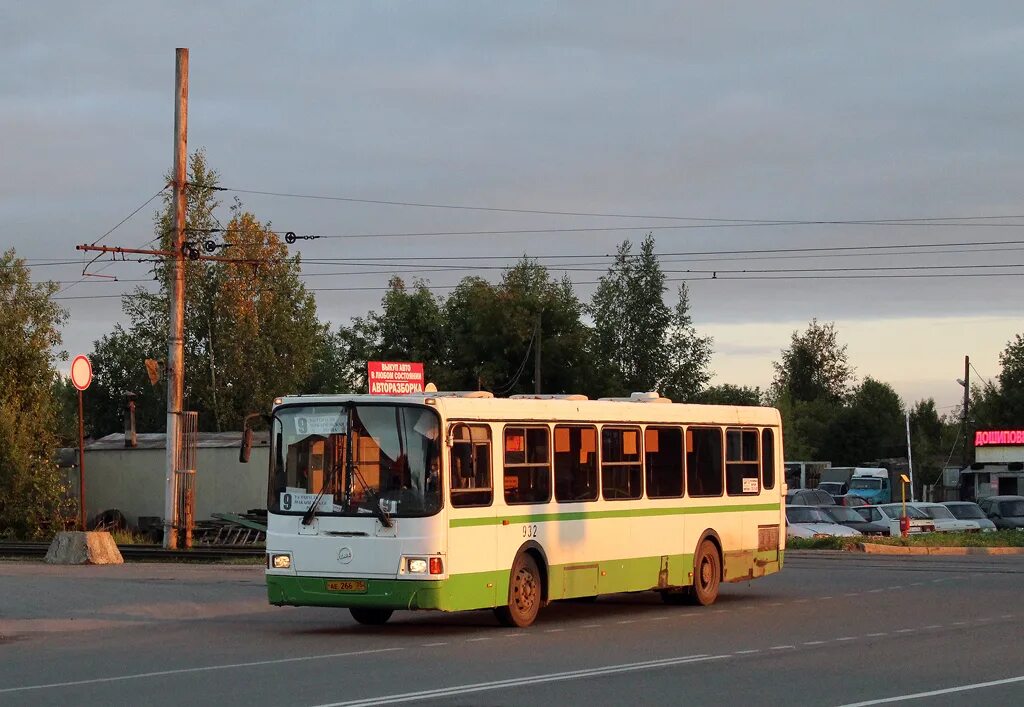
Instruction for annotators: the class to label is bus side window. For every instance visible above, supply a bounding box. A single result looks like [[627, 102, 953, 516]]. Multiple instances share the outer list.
[[686, 427, 724, 497], [504, 426, 551, 505], [645, 426, 683, 498], [451, 424, 492, 507], [761, 429, 775, 490], [554, 425, 598, 503], [602, 426, 643, 500], [726, 428, 759, 496]]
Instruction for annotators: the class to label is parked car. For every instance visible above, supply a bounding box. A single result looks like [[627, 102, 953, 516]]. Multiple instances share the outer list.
[[786, 489, 836, 506], [977, 495, 1024, 530], [818, 504, 888, 536], [835, 494, 870, 508], [818, 481, 849, 502], [941, 501, 998, 532], [909, 502, 980, 533], [855, 504, 936, 535], [785, 505, 862, 539]]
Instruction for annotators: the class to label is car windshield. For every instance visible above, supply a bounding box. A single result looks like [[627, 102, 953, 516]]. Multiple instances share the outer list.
[[880, 505, 929, 520], [824, 506, 865, 523], [1000, 500, 1024, 517], [268, 403, 441, 517], [916, 505, 954, 520], [850, 477, 882, 490], [946, 504, 985, 520], [787, 507, 831, 524]]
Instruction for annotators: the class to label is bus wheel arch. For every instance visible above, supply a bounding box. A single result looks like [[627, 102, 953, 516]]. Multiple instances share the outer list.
[[690, 530, 723, 606], [695, 529, 724, 580], [494, 542, 548, 628]]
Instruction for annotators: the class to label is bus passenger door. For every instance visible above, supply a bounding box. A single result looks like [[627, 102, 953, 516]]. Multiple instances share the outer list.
[[447, 424, 498, 610]]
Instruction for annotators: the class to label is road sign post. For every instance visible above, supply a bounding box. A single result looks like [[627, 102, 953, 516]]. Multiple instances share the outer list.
[[70, 355, 93, 530]]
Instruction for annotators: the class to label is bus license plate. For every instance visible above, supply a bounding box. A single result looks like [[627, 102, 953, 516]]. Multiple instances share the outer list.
[[326, 580, 367, 593]]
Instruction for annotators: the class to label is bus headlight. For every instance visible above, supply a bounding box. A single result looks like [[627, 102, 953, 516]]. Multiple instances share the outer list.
[[271, 553, 292, 570], [407, 558, 428, 574]]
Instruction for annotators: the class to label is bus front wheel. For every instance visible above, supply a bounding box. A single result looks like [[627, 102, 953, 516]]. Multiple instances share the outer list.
[[495, 553, 542, 628], [689, 540, 721, 606], [350, 607, 393, 625]]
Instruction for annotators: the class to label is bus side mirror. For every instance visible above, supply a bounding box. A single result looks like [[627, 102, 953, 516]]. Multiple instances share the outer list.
[[240, 412, 270, 463], [240, 427, 253, 463]]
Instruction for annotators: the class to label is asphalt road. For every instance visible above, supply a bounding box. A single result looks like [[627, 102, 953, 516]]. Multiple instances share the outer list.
[[1, 552, 1022, 706]]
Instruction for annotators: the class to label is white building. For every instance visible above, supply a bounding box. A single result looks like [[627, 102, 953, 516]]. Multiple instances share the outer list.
[[959, 429, 1024, 501], [68, 431, 269, 529]]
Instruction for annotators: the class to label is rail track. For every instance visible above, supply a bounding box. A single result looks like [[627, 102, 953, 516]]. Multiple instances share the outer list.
[[0, 542, 264, 562]]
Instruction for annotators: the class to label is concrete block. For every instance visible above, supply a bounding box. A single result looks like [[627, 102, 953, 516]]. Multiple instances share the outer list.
[[45, 531, 124, 565]]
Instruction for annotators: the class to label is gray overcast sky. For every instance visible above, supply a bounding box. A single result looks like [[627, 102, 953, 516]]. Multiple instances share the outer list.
[[3, 1, 1022, 409]]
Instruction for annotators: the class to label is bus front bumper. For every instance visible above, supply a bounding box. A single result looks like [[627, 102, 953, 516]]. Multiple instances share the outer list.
[[267, 574, 445, 610]]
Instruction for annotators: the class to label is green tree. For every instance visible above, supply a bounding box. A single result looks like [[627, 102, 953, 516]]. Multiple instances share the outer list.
[[775, 392, 840, 461], [698, 384, 763, 406], [590, 236, 671, 394], [0, 249, 73, 538], [660, 284, 713, 402], [770, 319, 853, 404], [822, 377, 905, 465], [590, 236, 712, 398], [88, 150, 328, 434], [908, 398, 954, 487]]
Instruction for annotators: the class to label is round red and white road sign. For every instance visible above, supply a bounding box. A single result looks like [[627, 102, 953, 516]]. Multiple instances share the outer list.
[[70, 355, 93, 391]]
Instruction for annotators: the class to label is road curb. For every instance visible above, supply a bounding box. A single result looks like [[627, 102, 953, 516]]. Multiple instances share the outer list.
[[856, 543, 1024, 555]]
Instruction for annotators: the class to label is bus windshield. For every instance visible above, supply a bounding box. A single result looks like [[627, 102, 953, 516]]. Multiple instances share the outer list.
[[268, 403, 441, 518]]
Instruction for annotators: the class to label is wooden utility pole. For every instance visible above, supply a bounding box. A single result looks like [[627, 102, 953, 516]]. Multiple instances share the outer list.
[[534, 315, 542, 394], [961, 355, 970, 471], [164, 48, 189, 549]]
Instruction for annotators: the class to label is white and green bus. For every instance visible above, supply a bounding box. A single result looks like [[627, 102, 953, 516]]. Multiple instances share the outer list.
[[252, 391, 784, 627]]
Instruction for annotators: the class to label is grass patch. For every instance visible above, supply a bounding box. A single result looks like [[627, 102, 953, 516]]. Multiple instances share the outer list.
[[789, 530, 1024, 551], [110, 530, 151, 545]]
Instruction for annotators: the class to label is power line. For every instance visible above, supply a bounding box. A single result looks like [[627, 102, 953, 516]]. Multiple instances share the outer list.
[[216, 184, 1024, 225], [90, 187, 168, 247]]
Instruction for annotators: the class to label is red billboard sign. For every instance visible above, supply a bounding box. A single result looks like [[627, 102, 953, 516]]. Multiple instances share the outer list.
[[367, 361, 425, 395], [975, 430, 1024, 447]]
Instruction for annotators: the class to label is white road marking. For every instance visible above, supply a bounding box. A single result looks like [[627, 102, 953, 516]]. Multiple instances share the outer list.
[[617, 619, 638, 624], [0, 647, 403, 695], [466, 637, 491, 642], [312, 654, 726, 706], [836, 637, 857, 642], [649, 616, 670, 621], [887, 586, 903, 590], [843, 592, 860, 597], [768, 602, 784, 606], [1000, 614, 1014, 619], [803, 641, 826, 646], [581, 624, 602, 628], [422, 643, 447, 647], [909, 582, 924, 587], [895, 628, 915, 634], [837, 673, 1024, 706], [868, 589, 885, 594], [544, 628, 565, 633], [952, 621, 968, 626], [734, 649, 760, 654], [922, 625, 942, 630], [819, 596, 833, 601], [794, 599, 810, 604], [769, 645, 794, 650], [865, 632, 888, 637]]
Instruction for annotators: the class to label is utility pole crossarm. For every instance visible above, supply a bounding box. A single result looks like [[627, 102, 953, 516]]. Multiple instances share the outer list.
[[76, 243, 268, 265]]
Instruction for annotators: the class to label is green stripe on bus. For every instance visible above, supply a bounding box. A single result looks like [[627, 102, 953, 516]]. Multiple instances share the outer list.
[[449, 503, 780, 528]]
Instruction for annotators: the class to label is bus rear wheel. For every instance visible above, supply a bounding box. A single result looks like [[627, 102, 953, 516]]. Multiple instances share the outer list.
[[689, 540, 721, 606], [494, 553, 542, 628], [349, 607, 393, 625]]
